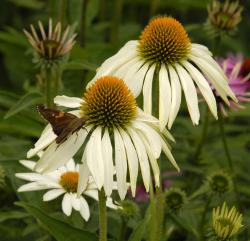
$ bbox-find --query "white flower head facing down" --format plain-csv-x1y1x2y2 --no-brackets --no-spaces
28,76,179,200
16,156,117,221
87,16,237,130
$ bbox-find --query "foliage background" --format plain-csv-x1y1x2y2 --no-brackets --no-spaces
0,0,249,240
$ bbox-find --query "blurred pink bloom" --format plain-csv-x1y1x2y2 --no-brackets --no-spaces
217,54,250,116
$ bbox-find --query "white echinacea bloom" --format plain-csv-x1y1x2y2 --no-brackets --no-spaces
27,76,179,200
88,16,237,130
16,156,117,221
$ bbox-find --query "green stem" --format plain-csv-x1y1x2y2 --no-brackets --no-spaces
59,0,67,27
98,189,107,241
218,112,233,171
150,0,159,17
80,0,89,47
192,106,210,163
119,218,127,241
148,181,156,241
111,0,123,43
155,186,164,241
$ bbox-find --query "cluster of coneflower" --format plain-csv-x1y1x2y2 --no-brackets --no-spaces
16,1,247,241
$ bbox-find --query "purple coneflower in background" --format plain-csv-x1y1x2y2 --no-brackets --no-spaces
217,55,250,116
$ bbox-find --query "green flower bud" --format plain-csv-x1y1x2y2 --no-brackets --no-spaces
118,200,139,220
208,171,232,194
165,187,187,213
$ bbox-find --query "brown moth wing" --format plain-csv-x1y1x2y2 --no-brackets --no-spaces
55,117,87,144
37,105,86,144
37,105,77,136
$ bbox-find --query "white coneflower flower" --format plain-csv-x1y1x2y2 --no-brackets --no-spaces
16,157,117,221
88,16,237,130
27,76,179,200
24,18,76,65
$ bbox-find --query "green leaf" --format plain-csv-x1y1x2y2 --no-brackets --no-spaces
16,202,98,241
0,210,30,222
7,0,44,9
4,91,43,119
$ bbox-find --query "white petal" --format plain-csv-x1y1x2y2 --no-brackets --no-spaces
176,63,200,125
43,189,65,201
84,189,98,200
35,128,87,173
19,160,36,170
119,128,139,197
124,58,145,94
54,95,83,108
129,62,150,97
87,41,138,88
188,54,237,103
71,194,81,211
77,161,90,196
17,182,48,192
106,198,118,209
86,127,104,189
168,65,182,129
132,121,161,159
161,139,180,172
102,128,114,196
62,193,72,216
15,173,43,182
66,158,76,171
27,125,56,158
114,128,128,200
159,64,171,131
79,196,90,221
183,61,218,119
127,127,150,192
143,64,156,114
138,134,160,187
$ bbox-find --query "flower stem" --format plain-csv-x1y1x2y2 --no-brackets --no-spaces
218,112,233,171
192,106,210,163
98,189,107,241
155,186,164,241
59,0,67,27
199,195,212,241
150,0,159,17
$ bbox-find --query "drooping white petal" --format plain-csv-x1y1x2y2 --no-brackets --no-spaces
138,133,160,187
143,64,156,114
161,139,180,172
27,125,56,158
77,160,90,196
62,193,72,216
54,95,83,108
168,65,182,129
123,58,145,92
106,198,118,209
159,64,171,131
188,54,237,103
17,182,48,192
43,189,65,201
37,179,61,189
19,160,36,170
84,189,98,200
119,128,139,197
102,128,114,196
79,196,90,221
114,128,128,200
127,127,150,192
183,61,218,119
128,62,150,97
86,127,104,189
136,108,159,123
176,63,200,125
87,41,138,88
132,121,161,159
35,128,87,173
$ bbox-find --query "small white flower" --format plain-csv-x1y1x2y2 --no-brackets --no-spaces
16,157,117,221
27,76,179,200
87,16,237,130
